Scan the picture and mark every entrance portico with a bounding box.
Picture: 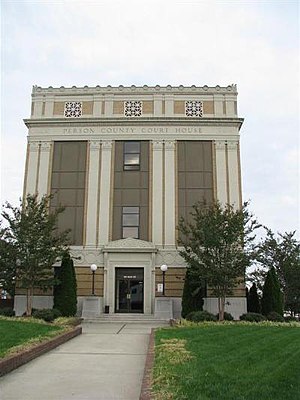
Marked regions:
[102,238,157,315]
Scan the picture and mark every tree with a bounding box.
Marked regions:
[0,194,69,315]
[178,201,260,321]
[255,230,300,315]
[247,283,261,313]
[0,228,17,297]
[261,267,283,316]
[181,269,205,318]
[53,252,77,316]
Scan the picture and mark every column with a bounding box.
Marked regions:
[25,141,40,195]
[98,140,113,245]
[37,141,52,198]
[85,140,101,247]
[164,140,176,247]
[227,140,241,208]
[152,140,164,246]
[215,141,228,205]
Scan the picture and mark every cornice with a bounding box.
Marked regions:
[24,117,244,130]
[32,84,238,96]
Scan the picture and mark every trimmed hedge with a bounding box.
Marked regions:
[0,308,15,317]
[32,308,62,322]
[267,311,285,322]
[186,310,217,322]
[240,312,266,322]
[215,312,234,321]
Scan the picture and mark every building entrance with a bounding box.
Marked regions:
[115,268,144,313]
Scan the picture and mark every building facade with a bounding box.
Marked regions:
[16,84,246,319]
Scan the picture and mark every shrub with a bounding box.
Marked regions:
[284,316,298,322]
[186,310,217,322]
[267,311,285,322]
[0,307,15,317]
[215,312,234,321]
[181,270,204,318]
[32,308,62,322]
[240,312,266,322]
[53,253,77,317]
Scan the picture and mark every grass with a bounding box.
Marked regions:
[0,317,64,358]
[152,323,300,400]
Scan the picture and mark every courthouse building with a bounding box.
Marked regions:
[15,84,246,319]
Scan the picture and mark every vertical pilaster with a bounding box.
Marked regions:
[215,141,228,205]
[104,95,113,117]
[44,96,54,117]
[98,140,113,245]
[227,140,241,208]
[85,141,101,247]
[164,95,174,116]
[37,141,51,198]
[32,96,43,118]
[154,95,163,116]
[152,140,164,246]
[25,141,40,195]
[164,140,176,247]
[93,95,103,117]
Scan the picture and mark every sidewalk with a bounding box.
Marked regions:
[0,321,168,400]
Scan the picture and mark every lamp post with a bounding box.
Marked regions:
[90,264,97,295]
[160,264,168,296]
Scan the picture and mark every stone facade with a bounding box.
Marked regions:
[15,84,246,319]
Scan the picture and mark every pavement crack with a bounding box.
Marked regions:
[116,323,126,334]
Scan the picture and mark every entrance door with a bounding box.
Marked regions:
[115,268,144,313]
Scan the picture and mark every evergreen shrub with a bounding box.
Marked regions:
[284,316,298,322]
[240,312,266,322]
[32,308,62,322]
[0,307,15,317]
[267,311,285,322]
[181,270,204,318]
[186,310,217,322]
[215,311,234,321]
[53,253,77,316]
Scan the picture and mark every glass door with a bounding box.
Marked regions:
[115,268,144,313]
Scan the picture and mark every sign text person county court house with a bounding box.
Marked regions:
[16,84,246,319]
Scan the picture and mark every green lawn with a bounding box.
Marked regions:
[153,323,300,400]
[0,318,63,358]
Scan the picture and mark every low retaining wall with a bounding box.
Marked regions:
[140,328,155,400]
[0,326,82,377]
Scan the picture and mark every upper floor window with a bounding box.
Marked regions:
[64,102,82,118]
[124,141,140,170]
[124,101,142,117]
[185,101,203,117]
[122,206,139,238]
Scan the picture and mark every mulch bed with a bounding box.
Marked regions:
[0,325,82,377]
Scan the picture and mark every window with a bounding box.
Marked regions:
[124,141,140,170]
[122,206,139,238]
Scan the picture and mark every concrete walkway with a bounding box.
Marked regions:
[0,321,168,400]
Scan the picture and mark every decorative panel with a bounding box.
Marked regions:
[203,101,214,114]
[64,101,82,118]
[143,101,154,114]
[185,101,203,117]
[82,101,94,115]
[124,101,142,117]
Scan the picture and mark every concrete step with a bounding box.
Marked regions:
[83,313,171,324]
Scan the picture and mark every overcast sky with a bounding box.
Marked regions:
[1,0,299,237]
